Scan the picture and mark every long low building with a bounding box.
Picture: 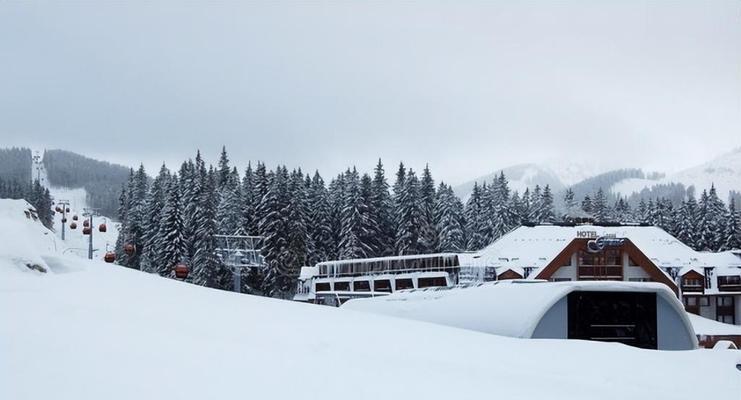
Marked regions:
[295,224,741,326]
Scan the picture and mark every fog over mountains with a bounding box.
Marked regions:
[454,148,741,205]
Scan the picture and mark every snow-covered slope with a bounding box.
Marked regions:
[31,149,120,260]
[612,148,741,201]
[2,200,740,399]
[49,186,120,260]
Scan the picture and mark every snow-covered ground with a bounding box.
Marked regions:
[1,198,740,399]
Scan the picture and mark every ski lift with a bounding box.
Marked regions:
[99,223,107,233]
[83,219,90,228]
[61,217,67,223]
[55,206,62,213]
[70,222,77,229]
[104,252,116,263]
[66,207,70,213]
[173,263,189,279]
[82,227,91,235]
[73,215,79,221]
[123,243,136,256]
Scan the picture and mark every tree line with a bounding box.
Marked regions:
[113,147,740,297]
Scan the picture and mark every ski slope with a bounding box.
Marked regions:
[31,149,120,260]
[1,199,740,400]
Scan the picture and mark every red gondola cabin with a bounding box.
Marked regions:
[174,263,189,279]
[99,223,107,233]
[104,252,116,263]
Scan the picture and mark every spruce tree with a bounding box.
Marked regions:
[370,159,395,256]
[465,183,487,250]
[418,165,438,253]
[721,199,741,251]
[306,171,334,264]
[435,183,465,252]
[157,176,185,276]
[395,168,421,255]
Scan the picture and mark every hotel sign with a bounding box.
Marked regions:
[576,231,625,253]
[586,236,625,253]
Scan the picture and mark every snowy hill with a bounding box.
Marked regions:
[612,148,741,202]
[2,199,741,399]
[454,163,565,200]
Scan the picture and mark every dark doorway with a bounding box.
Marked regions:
[568,291,657,349]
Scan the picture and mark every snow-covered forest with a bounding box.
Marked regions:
[113,147,741,297]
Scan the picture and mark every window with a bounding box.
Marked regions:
[628,278,651,282]
[418,277,447,288]
[699,297,710,307]
[550,278,571,282]
[373,279,392,293]
[683,278,702,287]
[395,278,414,290]
[352,281,370,292]
[717,296,734,307]
[334,281,350,291]
[315,282,331,292]
[684,297,697,306]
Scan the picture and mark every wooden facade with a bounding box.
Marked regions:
[534,238,678,294]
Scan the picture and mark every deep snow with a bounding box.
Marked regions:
[1,199,741,399]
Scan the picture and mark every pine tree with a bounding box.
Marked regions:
[721,199,741,251]
[306,171,334,264]
[417,164,438,253]
[285,169,309,274]
[435,183,465,252]
[370,159,394,256]
[140,164,170,273]
[395,168,421,255]
[191,167,227,289]
[258,166,290,296]
[241,163,257,235]
[217,145,231,190]
[563,188,577,220]
[592,188,608,223]
[539,185,555,223]
[156,175,185,276]
[339,168,372,259]
[465,183,487,250]
[581,194,593,215]
[359,173,381,256]
[216,168,242,235]
[119,165,149,270]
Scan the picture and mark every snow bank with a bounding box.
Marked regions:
[0,199,59,273]
[2,200,740,400]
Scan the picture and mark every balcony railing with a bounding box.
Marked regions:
[681,282,704,293]
[717,276,741,292]
[578,266,622,279]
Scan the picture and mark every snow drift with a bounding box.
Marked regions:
[1,199,740,400]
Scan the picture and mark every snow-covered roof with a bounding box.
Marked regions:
[465,225,741,279]
[316,252,463,266]
[344,280,692,341]
[298,266,318,281]
[687,313,741,336]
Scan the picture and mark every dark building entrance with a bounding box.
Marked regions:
[568,291,658,349]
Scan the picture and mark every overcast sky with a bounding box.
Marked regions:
[1,1,740,184]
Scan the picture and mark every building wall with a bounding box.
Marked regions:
[622,253,651,281]
[532,297,568,339]
[657,295,697,350]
